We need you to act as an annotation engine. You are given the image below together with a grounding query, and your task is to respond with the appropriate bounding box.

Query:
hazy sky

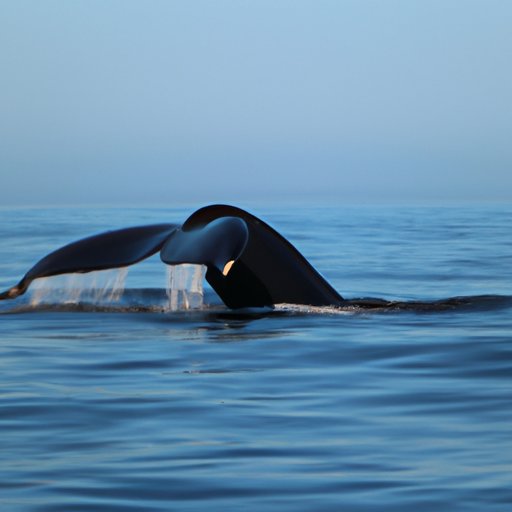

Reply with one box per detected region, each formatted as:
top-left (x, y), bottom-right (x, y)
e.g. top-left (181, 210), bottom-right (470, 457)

top-left (1, 0), bottom-right (511, 206)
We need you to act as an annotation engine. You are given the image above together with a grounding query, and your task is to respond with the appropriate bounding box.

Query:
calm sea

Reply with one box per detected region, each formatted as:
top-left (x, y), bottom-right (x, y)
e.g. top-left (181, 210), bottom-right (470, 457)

top-left (1, 204), bottom-right (511, 511)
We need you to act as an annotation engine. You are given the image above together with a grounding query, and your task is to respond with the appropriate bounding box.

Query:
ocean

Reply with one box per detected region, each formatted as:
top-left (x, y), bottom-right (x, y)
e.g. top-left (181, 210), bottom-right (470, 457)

top-left (1, 204), bottom-right (511, 511)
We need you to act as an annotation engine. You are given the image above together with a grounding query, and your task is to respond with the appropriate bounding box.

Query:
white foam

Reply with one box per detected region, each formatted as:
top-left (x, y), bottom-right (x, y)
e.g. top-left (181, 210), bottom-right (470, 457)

top-left (273, 303), bottom-right (353, 315)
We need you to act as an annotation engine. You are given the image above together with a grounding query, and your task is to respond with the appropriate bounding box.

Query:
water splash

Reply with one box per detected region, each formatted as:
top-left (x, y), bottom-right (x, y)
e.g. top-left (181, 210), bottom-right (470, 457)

top-left (29, 268), bottom-right (128, 306)
top-left (166, 264), bottom-right (206, 311)
top-left (274, 303), bottom-right (353, 315)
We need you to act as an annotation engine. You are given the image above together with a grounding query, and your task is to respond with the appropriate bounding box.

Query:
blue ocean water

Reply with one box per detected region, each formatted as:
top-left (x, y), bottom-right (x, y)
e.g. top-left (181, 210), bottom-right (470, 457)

top-left (1, 204), bottom-right (511, 512)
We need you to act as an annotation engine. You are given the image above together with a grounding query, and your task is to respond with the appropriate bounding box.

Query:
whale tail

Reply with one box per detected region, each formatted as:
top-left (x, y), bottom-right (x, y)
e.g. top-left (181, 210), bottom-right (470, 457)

top-left (0, 205), bottom-right (343, 309)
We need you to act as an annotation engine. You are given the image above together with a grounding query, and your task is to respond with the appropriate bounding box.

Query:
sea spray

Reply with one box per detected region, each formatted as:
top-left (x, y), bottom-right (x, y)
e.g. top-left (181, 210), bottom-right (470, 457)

top-left (166, 264), bottom-right (206, 311)
top-left (29, 268), bottom-right (128, 306)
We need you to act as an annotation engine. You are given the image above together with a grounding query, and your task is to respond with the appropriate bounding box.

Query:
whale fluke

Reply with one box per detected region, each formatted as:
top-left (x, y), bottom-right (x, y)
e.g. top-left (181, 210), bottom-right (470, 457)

top-left (174, 205), bottom-right (343, 308)
top-left (0, 205), bottom-right (343, 308)
top-left (160, 217), bottom-right (249, 274)
top-left (0, 224), bottom-right (178, 300)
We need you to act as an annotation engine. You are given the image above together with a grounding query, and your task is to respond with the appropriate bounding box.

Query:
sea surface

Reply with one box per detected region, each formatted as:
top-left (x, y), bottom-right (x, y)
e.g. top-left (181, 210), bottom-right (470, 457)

top-left (1, 204), bottom-right (511, 511)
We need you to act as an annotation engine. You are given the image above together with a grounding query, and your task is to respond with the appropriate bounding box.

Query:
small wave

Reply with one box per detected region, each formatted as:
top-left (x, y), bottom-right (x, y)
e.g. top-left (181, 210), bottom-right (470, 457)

top-left (274, 303), bottom-right (354, 315)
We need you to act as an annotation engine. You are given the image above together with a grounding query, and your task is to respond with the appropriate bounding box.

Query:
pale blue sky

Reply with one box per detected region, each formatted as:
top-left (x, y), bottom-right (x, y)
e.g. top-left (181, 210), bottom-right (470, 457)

top-left (1, 0), bottom-right (511, 206)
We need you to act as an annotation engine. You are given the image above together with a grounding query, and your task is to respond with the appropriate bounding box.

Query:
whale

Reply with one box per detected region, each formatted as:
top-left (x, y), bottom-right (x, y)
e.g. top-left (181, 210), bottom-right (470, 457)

top-left (0, 204), bottom-right (344, 309)
top-left (0, 204), bottom-right (491, 312)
